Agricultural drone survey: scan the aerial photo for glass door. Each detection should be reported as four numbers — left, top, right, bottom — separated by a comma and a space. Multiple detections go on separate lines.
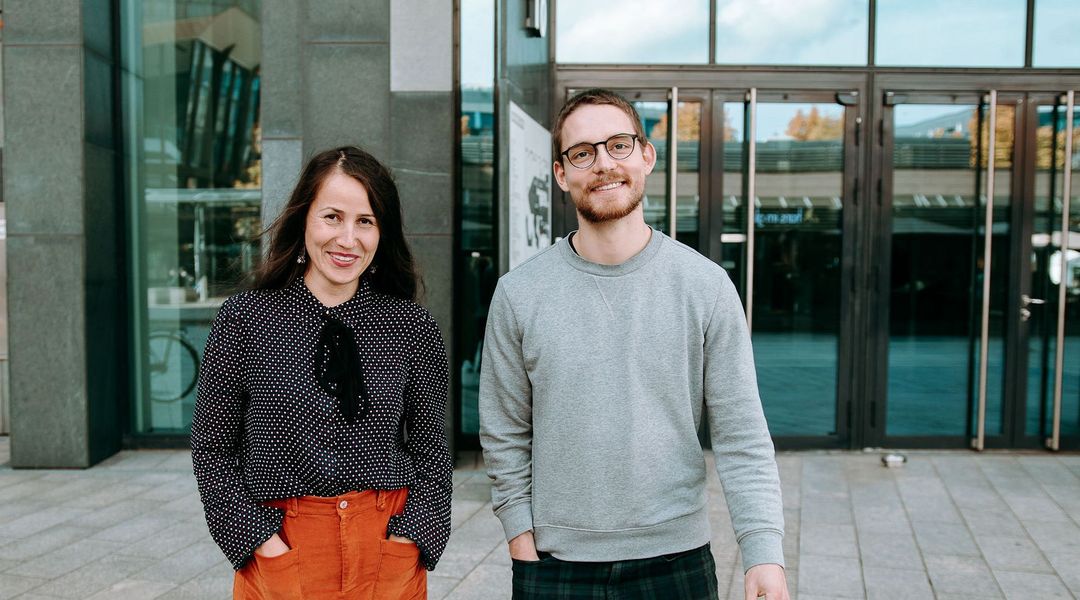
718, 89, 861, 446
877, 92, 1018, 447
1023, 91, 1080, 450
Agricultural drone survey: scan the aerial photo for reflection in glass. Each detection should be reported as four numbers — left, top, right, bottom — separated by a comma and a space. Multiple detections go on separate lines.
556, 0, 709, 64
458, 0, 496, 436
875, 0, 1025, 67
122, 0, 262, 434
728, 102, 845, 437
1033, 0, 1080, 67
1027, 104, 1080, 439
643, 101, 702, 249
887, 103, 1013, 437
715, 0, 867, 65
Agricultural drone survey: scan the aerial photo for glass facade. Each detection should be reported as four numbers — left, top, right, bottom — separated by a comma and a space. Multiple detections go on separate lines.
1034, 0, 1080, 67
458, 0, 496, 437
875, 0, 1026, 67
715, 0, 868, 65
121, 0, 263, 434
555, 0, 710, 64
885, 102, 1013, 437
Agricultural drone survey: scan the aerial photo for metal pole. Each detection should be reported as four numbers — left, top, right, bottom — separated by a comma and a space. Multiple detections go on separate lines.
1051, 90, 1075, 451
668, 87, 679, 240
975, 91, 997, 452
746, 88, 757, 332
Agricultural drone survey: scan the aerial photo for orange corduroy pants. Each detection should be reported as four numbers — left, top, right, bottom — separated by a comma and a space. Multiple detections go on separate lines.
233, 488, 426, 600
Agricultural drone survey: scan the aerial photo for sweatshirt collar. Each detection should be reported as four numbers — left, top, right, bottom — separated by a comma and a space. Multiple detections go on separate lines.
558, 227, 664, 277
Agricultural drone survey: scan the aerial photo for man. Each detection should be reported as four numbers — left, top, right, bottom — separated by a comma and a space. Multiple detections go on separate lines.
479, 88, 788, 600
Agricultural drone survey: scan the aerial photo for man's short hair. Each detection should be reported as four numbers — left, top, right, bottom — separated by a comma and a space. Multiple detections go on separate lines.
551, 88, 648, 162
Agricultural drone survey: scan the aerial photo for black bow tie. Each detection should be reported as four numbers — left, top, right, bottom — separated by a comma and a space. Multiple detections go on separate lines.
314, 315, 370, 422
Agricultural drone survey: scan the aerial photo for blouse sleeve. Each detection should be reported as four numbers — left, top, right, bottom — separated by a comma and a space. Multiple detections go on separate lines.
386, 313, 453, 570
190, 297, 284, 570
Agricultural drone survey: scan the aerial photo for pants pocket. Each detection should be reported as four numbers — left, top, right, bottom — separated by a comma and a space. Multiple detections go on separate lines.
372, 539, 425, 599
252, 547, 302, 600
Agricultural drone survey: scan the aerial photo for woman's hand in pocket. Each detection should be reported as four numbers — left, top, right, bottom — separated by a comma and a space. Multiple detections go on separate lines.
387, 534, 415, 545
254, 533, 291, 558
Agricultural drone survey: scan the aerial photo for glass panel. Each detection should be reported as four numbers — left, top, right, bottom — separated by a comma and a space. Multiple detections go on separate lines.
122, 0, 263, 434
752, 103, 845, 437
886, 103, 1013, 437
637, 101, 670, 233
458, 0, 496, 436
1027, 102, 1080, 439
646, 101, 703, 249
1033, 0, 1080, 67
555, 0, 709, 64
715, 0, 868, 65
875, 0, 1026, 67
721, 102, 746, 296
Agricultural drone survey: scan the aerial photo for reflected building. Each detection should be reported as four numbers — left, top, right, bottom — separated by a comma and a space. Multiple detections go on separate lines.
2, 0, 1080, 465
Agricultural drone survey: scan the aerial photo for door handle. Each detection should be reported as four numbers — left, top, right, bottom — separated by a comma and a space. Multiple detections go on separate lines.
1021, 294, 1046, 307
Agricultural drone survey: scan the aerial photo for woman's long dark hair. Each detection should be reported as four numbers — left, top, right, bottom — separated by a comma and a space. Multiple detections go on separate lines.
252, 146, 423, 302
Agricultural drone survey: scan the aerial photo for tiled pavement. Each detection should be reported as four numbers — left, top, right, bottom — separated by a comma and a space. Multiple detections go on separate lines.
1, 436, 1078, 599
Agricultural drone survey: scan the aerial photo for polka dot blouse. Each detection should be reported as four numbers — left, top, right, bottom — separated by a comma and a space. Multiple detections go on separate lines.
190, 275, 452, 571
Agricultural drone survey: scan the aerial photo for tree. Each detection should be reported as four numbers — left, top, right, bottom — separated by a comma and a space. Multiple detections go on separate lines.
785, 107, 843, 141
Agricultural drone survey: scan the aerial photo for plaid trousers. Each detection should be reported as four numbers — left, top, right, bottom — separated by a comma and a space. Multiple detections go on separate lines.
511, 543, 720, 600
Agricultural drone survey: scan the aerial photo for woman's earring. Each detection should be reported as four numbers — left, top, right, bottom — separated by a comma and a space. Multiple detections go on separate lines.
297, 251, 306, 264
369, 264, 378, 274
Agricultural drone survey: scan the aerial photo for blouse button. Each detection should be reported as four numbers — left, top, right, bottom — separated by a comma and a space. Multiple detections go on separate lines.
339, 500, 349, 509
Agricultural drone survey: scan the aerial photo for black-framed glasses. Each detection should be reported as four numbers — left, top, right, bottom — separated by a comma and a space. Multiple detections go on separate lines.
560, 133, 639, 169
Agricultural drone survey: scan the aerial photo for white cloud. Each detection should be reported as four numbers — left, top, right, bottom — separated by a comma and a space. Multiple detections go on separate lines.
556, 0, 711, 63
715, 0, 867, 64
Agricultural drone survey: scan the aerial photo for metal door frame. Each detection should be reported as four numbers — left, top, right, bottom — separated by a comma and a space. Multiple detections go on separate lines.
867, 72, 1080, 450
554, 72, 869, 449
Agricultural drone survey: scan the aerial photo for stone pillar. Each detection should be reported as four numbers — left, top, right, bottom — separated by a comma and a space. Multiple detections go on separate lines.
261, 0, 455, 447
3, 0, 123, 467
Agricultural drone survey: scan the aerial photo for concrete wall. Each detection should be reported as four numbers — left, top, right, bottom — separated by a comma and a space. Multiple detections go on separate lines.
261, 0, 456, 446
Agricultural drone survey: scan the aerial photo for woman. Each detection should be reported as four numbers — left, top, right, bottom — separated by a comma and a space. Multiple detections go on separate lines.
192, 146, 452, 600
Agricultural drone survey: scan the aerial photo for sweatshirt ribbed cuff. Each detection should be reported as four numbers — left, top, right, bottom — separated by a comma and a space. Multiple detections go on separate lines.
495, 500, 534, 542
738, 530, 785, 573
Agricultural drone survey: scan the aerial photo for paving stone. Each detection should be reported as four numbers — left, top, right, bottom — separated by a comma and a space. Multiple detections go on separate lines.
82, 579, 175, 600
6, 538, 124, 580
923, 554, 1003, 597
974, 533, 1053, 573
0, 508, 92, 541
1023, 519, 1080, 555
443, 564, 510, 600
0, 525, 97, 561
959, 506, 1027, 538
0, 572, 46, 599
154, 564, 233, 600
427, 573, 461, 600
796, 554, 864, 598
993, 570, 1073, 599
89, 511, 180, 544
30, 553, 158, 599
858, 530, 923, 570
862, 566, 934, 600
911, 521, 980, 557
134, 541, 225, 585
799, 523, 858, 558
1044, 551, 1080, 596
112, 518, 212, 559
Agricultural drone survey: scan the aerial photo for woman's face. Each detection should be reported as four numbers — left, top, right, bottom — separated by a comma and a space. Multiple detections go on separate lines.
303, 170, 381, 302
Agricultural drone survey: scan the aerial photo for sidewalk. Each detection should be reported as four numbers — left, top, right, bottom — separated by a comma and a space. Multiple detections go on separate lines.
0, 436, 1078, 599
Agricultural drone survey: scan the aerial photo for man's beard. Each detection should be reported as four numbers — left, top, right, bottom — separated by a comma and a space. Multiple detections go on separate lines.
573, 179, 645, 224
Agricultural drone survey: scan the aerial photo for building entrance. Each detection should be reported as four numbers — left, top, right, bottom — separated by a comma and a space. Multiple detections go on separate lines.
551, 72, 1080, 450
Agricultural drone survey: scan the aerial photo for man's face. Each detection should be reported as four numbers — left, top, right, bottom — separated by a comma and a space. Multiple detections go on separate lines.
553, 104, 656, 224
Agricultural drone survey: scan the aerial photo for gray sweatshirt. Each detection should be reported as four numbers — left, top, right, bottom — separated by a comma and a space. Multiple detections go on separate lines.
479, 229, 784, 572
